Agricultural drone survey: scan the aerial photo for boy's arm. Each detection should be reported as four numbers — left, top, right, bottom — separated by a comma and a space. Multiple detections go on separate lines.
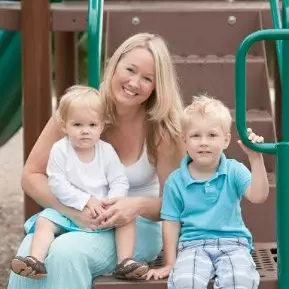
146, 220, 180, 280
245, 154, 269, 203
238, 129, 269, 203
163, 220, 180, 266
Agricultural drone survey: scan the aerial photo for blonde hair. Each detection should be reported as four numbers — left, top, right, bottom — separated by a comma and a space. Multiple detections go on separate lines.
181, 94, 232, 133
55, 85, 105, 126
101, 33, 184, 161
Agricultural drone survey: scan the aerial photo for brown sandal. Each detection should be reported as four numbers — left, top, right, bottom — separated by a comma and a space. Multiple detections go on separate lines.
113, 258, 149, 280
11, 256, 47, 279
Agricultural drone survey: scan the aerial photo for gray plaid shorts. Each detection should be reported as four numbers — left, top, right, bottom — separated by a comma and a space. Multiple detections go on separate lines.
168, 238, 259, 289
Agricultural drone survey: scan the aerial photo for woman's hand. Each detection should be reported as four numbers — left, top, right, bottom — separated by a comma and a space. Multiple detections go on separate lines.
95, 197, 138, 229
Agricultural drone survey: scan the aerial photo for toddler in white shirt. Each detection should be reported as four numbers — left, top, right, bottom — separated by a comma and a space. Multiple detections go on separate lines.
11, 85, 149, 280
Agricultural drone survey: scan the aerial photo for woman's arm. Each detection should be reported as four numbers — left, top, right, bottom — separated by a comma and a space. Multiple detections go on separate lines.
136, 135, 185, 221
21, 117, 65, 209
96, 135, 185, 228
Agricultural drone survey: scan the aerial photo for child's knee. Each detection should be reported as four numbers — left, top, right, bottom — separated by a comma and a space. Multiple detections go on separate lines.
168, 271, 210, 289
216, 267, 260, 289
35, 217, 54, 229
35, 217, 59, 234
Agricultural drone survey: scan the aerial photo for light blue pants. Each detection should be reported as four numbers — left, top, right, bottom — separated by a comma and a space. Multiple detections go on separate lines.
168, 238, 260, 289
8, 217, 162, 289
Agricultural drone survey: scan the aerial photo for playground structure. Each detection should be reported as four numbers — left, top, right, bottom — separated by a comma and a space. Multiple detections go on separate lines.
0, 0, 285, 288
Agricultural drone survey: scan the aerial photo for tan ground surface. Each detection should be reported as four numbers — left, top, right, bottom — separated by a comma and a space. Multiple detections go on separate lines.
0, 130, 24, 289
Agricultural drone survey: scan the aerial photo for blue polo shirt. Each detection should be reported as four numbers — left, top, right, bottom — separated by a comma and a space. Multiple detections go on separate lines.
161, 153, 253, 247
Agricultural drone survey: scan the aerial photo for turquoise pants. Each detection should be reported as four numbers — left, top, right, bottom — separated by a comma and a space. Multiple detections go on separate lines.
8, 217, 162, 289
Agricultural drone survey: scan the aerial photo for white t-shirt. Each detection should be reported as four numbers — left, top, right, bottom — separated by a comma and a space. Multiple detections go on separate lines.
47, 137, 129, 211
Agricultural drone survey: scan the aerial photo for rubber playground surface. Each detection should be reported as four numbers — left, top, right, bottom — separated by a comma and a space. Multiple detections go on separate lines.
0, 129, 24, 289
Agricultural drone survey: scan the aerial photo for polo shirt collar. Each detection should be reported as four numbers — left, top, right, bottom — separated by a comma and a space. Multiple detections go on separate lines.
180, 153, 228, 187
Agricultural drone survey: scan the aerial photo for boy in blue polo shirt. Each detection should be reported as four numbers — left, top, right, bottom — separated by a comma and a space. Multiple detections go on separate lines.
146, 95, 269, 288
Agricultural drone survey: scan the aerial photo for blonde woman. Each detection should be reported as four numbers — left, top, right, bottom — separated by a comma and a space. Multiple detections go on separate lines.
8, 33, 185, 289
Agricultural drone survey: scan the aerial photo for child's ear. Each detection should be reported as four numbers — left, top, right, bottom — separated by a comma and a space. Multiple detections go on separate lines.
224, 133, 231, 149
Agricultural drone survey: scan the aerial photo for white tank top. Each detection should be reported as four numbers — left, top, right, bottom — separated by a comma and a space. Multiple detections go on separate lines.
124, 149, 159, 197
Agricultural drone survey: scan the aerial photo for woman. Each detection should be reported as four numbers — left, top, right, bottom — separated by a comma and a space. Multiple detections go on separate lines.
8, 33, 185, 289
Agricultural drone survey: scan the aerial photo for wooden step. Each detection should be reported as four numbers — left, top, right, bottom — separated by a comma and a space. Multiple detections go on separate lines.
105, 9, 267, 57
174, 56, 272, 111
93, 243, 277, 289
0, 1, 273, 31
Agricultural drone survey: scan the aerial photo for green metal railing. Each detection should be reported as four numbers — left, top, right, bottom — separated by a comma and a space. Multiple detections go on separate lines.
270, 0, 283, 73
235, 0, 289, 286
88, 0, 103, 89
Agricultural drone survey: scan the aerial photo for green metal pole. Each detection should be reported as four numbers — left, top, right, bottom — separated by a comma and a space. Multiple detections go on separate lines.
88, 0, 103, 89
270, 0, 283, 73
277, 3, 289, 288
235, 29, 289, 289
276, 143, 289, 289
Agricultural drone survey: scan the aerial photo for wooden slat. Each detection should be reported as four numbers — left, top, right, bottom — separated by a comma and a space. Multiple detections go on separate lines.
175, 59, 272, 111
94, 243, 277, 289
22, 0, 52, 219
0, 2, 20, 30
0, 1, 272, 31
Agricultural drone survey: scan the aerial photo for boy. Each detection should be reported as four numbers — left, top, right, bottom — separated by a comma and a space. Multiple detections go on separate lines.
146, 95, 269, 288
11, 85, 148, 280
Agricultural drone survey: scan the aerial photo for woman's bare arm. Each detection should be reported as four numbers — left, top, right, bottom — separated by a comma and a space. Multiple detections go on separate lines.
96, 135, 185, 228
119, 135, 185, 222
139, 135, 185, 221
22, 117, 64, 209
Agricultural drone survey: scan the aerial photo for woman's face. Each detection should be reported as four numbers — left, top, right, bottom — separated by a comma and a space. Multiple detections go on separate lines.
111, 47, 155, 109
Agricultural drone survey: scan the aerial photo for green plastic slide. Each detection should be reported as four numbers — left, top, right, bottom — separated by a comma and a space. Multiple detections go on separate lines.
0, 30, 22, 147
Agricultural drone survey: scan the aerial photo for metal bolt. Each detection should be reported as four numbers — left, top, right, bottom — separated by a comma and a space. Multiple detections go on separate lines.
228, 16, 236, 25
132, 16, 140, 25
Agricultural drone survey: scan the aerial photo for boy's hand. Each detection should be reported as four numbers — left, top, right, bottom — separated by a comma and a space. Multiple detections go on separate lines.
238, 128, 264, 159
86, 197, 106, 218
145, 265, 173, 280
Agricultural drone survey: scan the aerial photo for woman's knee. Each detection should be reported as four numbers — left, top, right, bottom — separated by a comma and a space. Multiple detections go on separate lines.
48, 233, 93, 262
46, 231, 117, 275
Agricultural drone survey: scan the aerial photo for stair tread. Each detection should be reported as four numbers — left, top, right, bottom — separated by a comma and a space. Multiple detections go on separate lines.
173, 55, 265, 63
94, 242, 277, 285
50, 1, 271, 13
230, 109, 272, 121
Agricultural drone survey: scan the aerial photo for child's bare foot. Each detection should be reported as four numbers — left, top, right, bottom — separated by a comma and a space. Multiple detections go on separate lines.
11, 256, 47, 279
113, 258, 149, 280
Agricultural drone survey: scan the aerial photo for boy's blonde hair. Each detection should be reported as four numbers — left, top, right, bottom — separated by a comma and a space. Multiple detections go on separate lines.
55, 85, 105, 127
181, 94, 232, 133
101, 33, 183, 161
